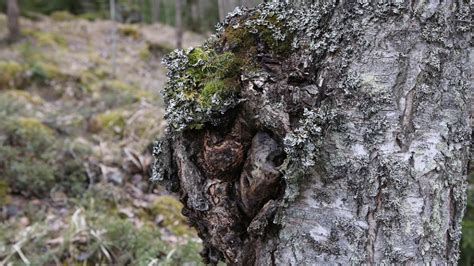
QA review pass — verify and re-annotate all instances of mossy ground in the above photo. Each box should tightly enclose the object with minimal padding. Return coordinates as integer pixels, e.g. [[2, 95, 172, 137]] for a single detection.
[[0, 60, 26, 89], [118, 25, 142, 40], [0, 13, 203, 265], [50, 10, 75, 21]]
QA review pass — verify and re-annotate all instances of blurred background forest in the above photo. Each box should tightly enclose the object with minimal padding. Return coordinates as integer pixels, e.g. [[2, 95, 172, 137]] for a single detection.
[[0, 0, 472, 265]]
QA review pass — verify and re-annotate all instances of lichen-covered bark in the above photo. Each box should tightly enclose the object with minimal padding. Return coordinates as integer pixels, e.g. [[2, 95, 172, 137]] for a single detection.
[[153, 1, 471, 265]]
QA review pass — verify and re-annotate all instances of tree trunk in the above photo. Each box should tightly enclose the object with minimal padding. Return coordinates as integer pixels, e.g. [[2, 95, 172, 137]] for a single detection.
[[6, 0, 20, 43], [217, 0, 242, 21], [154, 1, 472, 265], [175, 0, 183, 49], [151, 0, 160, 22], [242, 0, 261, 8]]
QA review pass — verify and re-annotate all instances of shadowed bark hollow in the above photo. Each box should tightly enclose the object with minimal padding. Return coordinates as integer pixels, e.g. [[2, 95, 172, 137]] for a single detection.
[[153, 1, 472, 265]]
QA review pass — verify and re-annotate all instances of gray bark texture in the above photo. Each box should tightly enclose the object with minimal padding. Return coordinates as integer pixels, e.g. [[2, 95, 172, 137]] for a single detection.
[[153, 1, 472, 265]]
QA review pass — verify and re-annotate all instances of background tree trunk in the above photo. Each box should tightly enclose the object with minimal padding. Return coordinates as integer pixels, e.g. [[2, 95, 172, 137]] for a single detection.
[[6, 0, 20, 42], [242, 0, 261, 8], [217, 0, 242, 21], [154, 1, 472, 265], [175, 0, 183, 49], [151, 0, 161, 23]]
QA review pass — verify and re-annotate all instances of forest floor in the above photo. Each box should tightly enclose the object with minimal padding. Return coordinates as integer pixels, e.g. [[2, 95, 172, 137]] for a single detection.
[[0, 13, 206, 265]]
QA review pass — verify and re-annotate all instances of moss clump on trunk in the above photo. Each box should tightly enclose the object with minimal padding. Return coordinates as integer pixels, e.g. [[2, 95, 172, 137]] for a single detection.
[[161, 4, 296, 132]]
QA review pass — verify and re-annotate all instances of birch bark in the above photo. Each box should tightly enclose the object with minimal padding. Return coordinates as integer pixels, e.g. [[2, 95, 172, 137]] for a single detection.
[[154, 1, 472, 265]]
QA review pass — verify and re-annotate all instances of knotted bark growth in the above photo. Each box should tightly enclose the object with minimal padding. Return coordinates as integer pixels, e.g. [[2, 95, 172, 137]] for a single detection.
[[153, 2, 471, 265]]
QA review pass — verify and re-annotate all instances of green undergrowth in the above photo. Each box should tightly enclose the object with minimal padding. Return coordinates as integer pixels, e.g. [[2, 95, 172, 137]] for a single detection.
[[0, 41, 70, 90], [139, 42, 174, 60], [50, 10, 75, 21], [0, 114, 89, 197], [0, 188, 202, 265], [0, 13, 198, 266], [460, 172, 474, 265], [118, 25, 142, 40], [89, 109, 128, 137], [78, 12, 104, 21], [149, 195, 191, 236], [22, 29, 68, 48], [0, 60, 26, 89]]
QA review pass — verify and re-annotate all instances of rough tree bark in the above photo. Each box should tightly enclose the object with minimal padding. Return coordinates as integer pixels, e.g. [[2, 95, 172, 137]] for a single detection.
[[153, 1, 472, 265], [6, 0, 20, 43]]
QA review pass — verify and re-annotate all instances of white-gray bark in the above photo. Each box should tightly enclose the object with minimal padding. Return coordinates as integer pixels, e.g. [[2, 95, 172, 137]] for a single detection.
[[154, 1, 472, 265], [259, 2, 471, 265]]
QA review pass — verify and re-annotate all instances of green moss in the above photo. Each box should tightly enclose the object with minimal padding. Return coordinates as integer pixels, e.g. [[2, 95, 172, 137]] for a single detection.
[[68, 138, 94, 157], [23, 29, 68, 48], [79, 12, 104, 21], [0, 116, 89, 197], [118, 25, 142, 39], [0, 192, 202, 265], [139, 42, 174, 60], [139, 46, 151, 60], [461, 220, 474, 265], [188, 47, 209, 64], [222, 14, 293, 59], [56, 158, 88, 195], [162, 46, 244, 131], [0, 13, 5, 28], [0, 60, 26, 89], [180, 49, 241, 108], [79, 67, 110, 90], [16, 41, 45, 63], [0, 144, 56, 197], [30, 61, 65, 81], [88, 79, 155, 108], [3, 90, 45, 105], [50, 10, 75, 21], [6, 117, 55, 152], [105, 79, 136, 91], [200, 79, 228, 107], [79, 70, 99, 89], [0, 94, 28, 117], [162, 4, 297, 131], [10, 159, 56, 197], [223, 25, 254, 53], [150, 195, 194, 236], [106, 80, 153, 98], [209, 52, 242, 79], [259, 16, 294, 56], [89, 109, 127, 136], [0, 180, 10, 205]]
